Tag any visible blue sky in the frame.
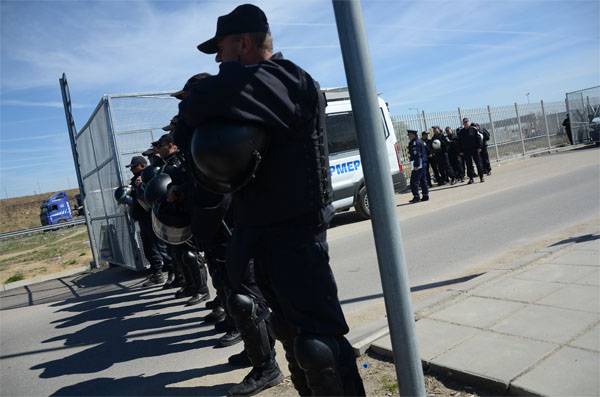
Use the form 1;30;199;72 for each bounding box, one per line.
1;0;598;198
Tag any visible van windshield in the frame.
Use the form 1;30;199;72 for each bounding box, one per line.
326;109;389;155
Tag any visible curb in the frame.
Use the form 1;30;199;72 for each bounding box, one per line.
2;265;91;292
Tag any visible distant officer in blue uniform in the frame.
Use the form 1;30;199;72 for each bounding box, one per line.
408;130;429;203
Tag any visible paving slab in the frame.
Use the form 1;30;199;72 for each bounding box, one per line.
511;347;600;397
430;331;557;387
428;296;525;328
468;277;562;303
569;238;600;253
548;249;599;267
574;267;600;286
513;263;597;284
414;318;480;361
537;284;600;313
491;304;598;344
569;323;600;351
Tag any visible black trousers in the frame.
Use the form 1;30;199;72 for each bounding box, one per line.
449;153;464;179
137;213;168;272
464;150;484;179
434;152;454;182
480;146;491;174
227;218;364;395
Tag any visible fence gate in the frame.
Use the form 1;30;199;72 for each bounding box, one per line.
566;86;600;144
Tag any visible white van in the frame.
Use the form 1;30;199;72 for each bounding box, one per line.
324;88;405;219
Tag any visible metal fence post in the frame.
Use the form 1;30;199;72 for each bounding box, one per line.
541;100;551;149
332;1;426;395
515;102;526;155
59;74;100;269
487;105;500;161
422;110;428;131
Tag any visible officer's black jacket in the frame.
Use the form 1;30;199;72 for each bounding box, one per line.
178;52;332;227
129;174;149;222
447;136;461;158
457;126;482;152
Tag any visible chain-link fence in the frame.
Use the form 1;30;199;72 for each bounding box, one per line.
566;86;600;144
391;99;570;164
74;93;179;270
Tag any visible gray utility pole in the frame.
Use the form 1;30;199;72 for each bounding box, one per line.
331;1;426;395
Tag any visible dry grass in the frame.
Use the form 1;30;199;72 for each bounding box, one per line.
0;225;91;284
0;188;80;233
263;354;487;397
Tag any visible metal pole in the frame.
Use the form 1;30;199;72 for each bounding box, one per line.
59;74;100;269
541;100;551;149
332;1;426;395
458;107;463;124
515;102;526;155
487;105;500;162
421;110;428;132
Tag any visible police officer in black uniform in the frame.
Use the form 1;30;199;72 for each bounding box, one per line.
458;117;485;184
431;126;455;185
421;131;439;186
473;123;492;175
153;133;210;307
178;4;365;396
123;156;169;286
445;126;465;182
408;130;429;203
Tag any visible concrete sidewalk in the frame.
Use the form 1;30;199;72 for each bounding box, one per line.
371;229;599;396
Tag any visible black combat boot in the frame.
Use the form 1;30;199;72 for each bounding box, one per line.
227;358;283;396
228;350;252;367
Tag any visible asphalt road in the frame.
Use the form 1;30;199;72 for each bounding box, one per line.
1;146;598;396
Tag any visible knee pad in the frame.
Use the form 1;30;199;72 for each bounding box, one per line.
294;334;339;371
227;293;256;323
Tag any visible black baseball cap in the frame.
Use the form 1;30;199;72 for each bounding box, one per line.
152;133;175;147
197;4;270;54
126;156;148;168
162;115;179;131
171;73;211;99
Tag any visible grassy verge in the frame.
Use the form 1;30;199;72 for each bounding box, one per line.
0;225;91;284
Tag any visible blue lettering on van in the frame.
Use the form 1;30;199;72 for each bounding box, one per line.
329;160;361;175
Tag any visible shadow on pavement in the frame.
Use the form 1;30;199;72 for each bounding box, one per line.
549;233;600;247
340;273;484;306
50;365;235;396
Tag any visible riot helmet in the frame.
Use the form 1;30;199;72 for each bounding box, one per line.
114;186;133;205
190;119;268;194
151;200;193;245
144;172;172;205
432;139;442;151
141;165;162;185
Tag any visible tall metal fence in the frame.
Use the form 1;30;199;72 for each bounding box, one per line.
74;93;178;270
566;86;600;144
391;99;570;164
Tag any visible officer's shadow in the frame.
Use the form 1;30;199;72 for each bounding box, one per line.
49;365;235;396
32;327;218;378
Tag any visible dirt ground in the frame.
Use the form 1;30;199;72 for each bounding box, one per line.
0;225;91;285
262;354;487;396
0;188;80;233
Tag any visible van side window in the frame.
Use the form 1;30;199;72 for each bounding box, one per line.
326;112;358;154
326;109;390;155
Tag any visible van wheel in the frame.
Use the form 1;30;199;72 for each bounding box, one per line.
355;186;370;220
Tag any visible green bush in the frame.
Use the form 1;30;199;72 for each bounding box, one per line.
5;272;24;284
